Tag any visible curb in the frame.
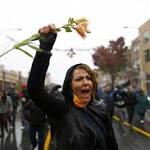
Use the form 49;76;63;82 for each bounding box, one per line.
113;116;150;138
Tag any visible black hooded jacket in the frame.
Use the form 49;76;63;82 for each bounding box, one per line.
27;52;118;150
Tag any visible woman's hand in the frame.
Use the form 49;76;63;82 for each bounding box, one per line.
39;24;57;51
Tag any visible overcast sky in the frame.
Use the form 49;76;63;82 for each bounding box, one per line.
0;0;150;84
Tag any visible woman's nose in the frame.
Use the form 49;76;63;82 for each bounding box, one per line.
83;78;89;84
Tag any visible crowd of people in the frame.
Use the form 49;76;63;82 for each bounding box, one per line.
97;79;150;131
0;84;50;150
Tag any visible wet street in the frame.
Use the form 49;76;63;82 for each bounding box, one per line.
113;120;150;150
0;120;32;150
0;113;150;150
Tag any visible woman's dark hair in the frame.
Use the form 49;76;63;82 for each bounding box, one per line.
62;63;97;104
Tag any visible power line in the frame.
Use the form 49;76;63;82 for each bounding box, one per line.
5;36;96;57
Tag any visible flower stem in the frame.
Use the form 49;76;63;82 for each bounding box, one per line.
0;48;13;57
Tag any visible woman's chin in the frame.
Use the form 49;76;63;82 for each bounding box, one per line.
81;97;91;103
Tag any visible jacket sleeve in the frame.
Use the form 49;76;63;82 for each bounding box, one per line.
27;52;66;119
105;113;119;150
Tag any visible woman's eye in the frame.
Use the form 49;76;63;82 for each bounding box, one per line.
75;78;82;81
87;76;92;80
75;76;91;81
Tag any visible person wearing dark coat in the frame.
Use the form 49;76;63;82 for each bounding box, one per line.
125;86;137;125
136;90;150;124
27;24;118;150
7;88;19;128
102;81;115;121
24;99;47;150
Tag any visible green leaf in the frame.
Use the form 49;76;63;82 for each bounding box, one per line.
13;33;40;49
62;26;72;32
56;28;61;32
27;44;43;52
16;47;33;58
68;17;72;24
70;18;75;24
13;40;29;49
30;33;40;41
68;18;74;24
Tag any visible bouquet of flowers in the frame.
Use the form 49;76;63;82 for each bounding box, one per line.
0;17;90;58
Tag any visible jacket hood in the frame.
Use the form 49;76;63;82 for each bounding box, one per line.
62;63;84;104
62;63;97;104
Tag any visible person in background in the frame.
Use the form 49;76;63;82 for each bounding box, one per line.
19;84;30;130
125;85;137;125
7;88;19;128
0;90;6;137
93;71;104;100
4;92;13;130
27;24;118;150
113;85;127;135
96;86;104;100
101;80;115;121
136;90;150;124
0;90;12;137
24;99;47;150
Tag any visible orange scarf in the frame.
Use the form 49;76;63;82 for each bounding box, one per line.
73;95;88;108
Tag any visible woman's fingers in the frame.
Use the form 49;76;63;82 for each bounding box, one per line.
39;24;56;34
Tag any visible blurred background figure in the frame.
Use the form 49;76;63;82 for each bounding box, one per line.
7;87;19;128
4;92;13;131
136;90;150;124
96;86;104;100
0;90;12;137
101;80;115;121
18;83;29;130
125;85;137;125
24;99;48;150
113;85;127;135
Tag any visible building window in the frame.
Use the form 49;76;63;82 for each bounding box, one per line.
143;31;149;43
133;45;140;52
146;74;150;81
144;49;150;62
